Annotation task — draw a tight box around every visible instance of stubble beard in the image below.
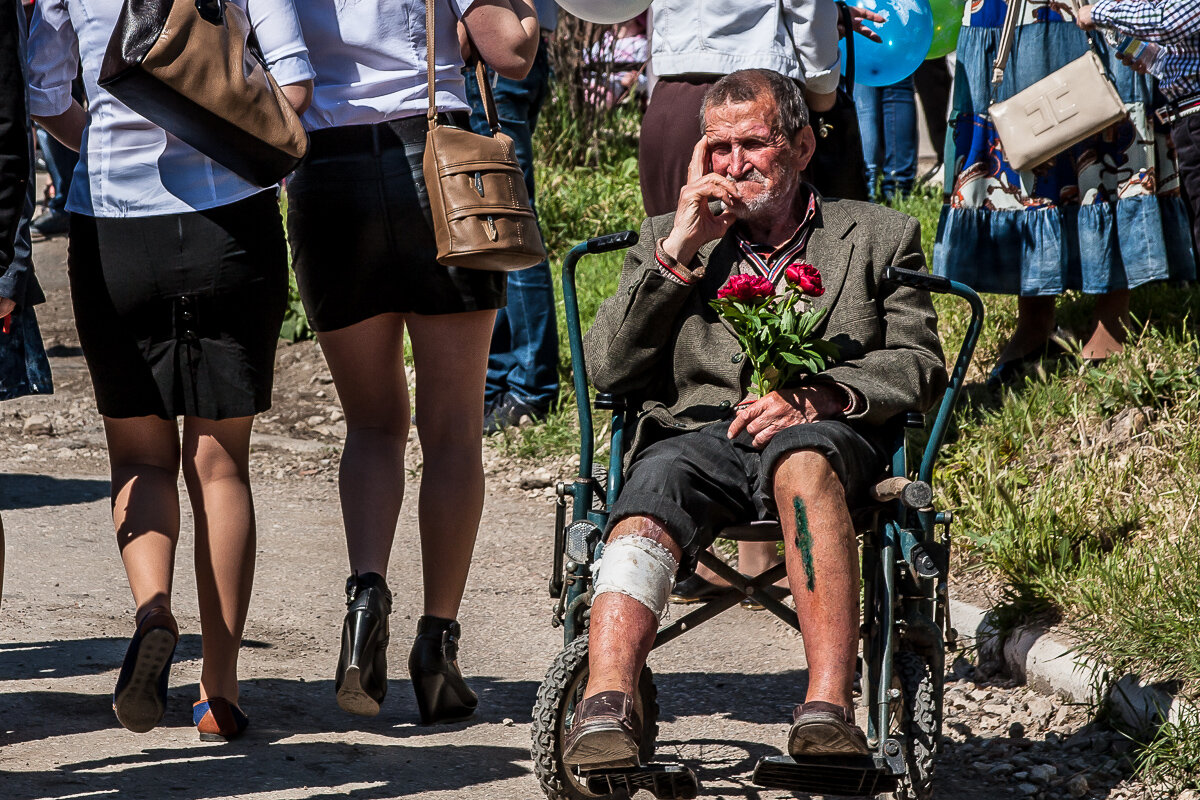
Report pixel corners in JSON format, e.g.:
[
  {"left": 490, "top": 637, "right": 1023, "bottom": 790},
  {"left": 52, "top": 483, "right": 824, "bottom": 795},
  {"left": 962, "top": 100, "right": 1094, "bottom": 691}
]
[{"left": 732, "top": 166, "right": 799, "bottom": 226}]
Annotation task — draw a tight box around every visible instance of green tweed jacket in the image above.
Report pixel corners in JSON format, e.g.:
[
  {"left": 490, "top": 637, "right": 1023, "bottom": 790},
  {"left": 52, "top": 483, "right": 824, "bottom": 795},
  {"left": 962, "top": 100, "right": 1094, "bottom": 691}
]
[{"left": 583, "top": 195, "right": 949, "bottom": 462}]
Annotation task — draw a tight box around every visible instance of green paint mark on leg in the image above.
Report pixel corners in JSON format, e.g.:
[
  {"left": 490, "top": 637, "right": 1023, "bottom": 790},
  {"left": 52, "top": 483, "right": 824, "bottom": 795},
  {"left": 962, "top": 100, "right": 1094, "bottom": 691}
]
[{"left": 793, "top": 497, "right": 816, "bottom": 592}]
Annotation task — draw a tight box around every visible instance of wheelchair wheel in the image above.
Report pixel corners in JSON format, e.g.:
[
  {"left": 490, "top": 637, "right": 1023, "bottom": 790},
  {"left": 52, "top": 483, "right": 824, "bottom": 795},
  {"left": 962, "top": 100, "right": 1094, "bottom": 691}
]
[
  {"left": 531, "top": 635, "right": 659, "bottom": 800},
  {"left": 892, "top": 650, "right": 937, "bottom": 800}
]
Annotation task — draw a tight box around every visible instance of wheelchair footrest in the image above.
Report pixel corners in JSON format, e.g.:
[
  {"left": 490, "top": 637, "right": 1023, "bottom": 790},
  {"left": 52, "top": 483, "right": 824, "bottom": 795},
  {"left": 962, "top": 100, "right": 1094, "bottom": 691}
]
[
  {"left": 752, "top": 754, "right": 899, "bottom": 796},
  {"left": 584, "top": 764, "right": 700, "bottom": 799}
]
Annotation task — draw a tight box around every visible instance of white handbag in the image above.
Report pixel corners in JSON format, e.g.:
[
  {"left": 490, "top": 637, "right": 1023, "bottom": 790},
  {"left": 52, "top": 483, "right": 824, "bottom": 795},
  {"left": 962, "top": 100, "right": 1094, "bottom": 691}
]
[{"left": 988, "top": 0, "right": 1128, "bottom": 172}]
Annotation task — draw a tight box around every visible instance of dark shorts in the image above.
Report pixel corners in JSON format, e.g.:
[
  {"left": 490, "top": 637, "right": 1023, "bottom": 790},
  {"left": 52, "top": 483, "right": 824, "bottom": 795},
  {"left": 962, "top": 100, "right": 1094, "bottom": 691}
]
[
  {"left": 608, "top": 419, "right": 886, "bottom": 573},
  {"left": 68, "top": 190, "right": 287, "bottom": 420},
  {"left": 287, "top": 113, "right": 506, "bottom": 331}
]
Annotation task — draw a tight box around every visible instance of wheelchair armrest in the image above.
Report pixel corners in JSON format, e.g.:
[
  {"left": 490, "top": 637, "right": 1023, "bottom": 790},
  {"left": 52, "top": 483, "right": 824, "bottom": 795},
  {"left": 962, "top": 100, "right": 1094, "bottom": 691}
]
[
  {"left": 903, "top": 412, "right": 925, "bottom": 429},
  {"left": 595, "top": 393, "right": 626, "bottom": 411}
]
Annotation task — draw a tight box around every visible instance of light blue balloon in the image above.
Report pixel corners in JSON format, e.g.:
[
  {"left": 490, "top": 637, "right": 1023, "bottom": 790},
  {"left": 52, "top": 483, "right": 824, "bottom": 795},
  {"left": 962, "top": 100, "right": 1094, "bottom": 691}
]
[{"left": 840, "top": 0, "right": 936, "bottom": 87}]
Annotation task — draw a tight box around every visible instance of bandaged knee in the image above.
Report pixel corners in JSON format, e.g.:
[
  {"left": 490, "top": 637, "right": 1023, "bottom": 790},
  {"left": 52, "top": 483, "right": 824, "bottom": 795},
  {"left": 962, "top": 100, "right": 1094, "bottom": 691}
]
[{"left": 592, "top": 534, "right": 679, "bottom": 619}]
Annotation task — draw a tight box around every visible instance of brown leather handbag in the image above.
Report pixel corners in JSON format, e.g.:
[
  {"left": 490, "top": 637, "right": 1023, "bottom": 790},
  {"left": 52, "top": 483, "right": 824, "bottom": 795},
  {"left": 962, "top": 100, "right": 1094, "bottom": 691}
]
[
  {"left": 422, "top": 0, "right": 546, "bottom": 271},
  {"left": 98, "top": 0, "right": 307, "bottom": 187}
]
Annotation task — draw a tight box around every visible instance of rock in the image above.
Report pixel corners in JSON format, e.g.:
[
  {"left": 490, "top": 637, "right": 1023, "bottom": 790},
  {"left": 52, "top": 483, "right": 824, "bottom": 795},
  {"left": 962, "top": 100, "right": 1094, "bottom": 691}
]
[
  {"left": 1045, "top": 731, "right": 1063, "bottom": 746},
  {"left": 1017, "top": 783, "right": 1039, "bottom": 796},
  {"left": 310, "top": 373, "right": 334, "bottom": 385},
  {"left": 987, "top": 763, "right": 1015, "bottom": 777},
  {"left": 983, "top": 702, "right": 1011, "bottom": 716},
  {"left": 22, "top": 413, "right": 54, "bottom": 436},
  {"left": 1025, "top": 696, "right": 1055, "bottom": 725},
  {"left": 1028, "top": 763, "right": 1056, "bottom": 783},
  {"left": 1178, "top": 790, "right": 1200, "bottom": 800},
  {"left": 502, "top": 718, "right": 514, "bottom": 727},
  {"left": 1066, "top": 775, "right": 1089, "bottom": 798},
  {"left": 306, "top": 415, "right": 326, "bottom": 427},
  {"left": 1009, "top": 722, "right": 1026, "bottom": 738},
  {"left": 969, "top": 688, "right": 994, "bottom": 703},
  {"left": 519, "top": 476, "right": 554, "bottom": 490}
]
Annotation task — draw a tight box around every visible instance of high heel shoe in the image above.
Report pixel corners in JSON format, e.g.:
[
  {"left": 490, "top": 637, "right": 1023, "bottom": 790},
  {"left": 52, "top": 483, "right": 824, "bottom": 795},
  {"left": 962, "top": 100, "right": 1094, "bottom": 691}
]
[
  {"left": 335, "top": 572, "right": 392, "bottom": 717},
  {"left": 408, "top": 616, "right": 478, "bottom": 725}
]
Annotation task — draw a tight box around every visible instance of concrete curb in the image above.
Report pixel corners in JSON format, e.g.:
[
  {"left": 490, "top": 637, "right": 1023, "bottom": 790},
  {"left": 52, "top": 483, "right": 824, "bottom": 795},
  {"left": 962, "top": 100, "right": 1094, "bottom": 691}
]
[{"left": 951, "top": 594, "right": 1189, "bottom": 731}]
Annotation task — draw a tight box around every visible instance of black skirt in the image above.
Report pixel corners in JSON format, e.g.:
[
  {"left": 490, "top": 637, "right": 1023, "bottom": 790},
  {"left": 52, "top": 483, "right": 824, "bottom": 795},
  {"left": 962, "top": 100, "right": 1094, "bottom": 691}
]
[
  {"left": 67, "top": 190, "right": 288, "bottom": 420},
  {"left": 286, "top": 113, "right": 506, "bottom": 332}
]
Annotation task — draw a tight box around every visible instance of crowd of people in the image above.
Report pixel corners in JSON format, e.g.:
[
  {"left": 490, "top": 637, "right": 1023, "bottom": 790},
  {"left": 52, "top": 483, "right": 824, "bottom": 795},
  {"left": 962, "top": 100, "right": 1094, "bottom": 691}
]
[{"left": 0, "top": 0, "right": 1197, "bottom": 770}]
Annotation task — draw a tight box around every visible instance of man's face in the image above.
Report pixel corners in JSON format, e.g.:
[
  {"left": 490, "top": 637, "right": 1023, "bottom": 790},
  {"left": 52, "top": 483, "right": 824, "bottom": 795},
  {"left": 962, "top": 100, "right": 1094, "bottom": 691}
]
[{"left": 704, "top": 98, "right": 811, "bottom": 221}]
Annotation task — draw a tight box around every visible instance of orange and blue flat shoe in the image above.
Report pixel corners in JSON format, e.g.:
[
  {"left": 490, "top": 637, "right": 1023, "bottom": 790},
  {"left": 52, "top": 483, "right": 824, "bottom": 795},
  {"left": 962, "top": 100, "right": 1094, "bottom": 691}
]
[
  {"left": 113, "top": 607, "right": 179, "bottom": 733},
  {"left": 193, "top": 697, "right": 249, "bottom": 742}
]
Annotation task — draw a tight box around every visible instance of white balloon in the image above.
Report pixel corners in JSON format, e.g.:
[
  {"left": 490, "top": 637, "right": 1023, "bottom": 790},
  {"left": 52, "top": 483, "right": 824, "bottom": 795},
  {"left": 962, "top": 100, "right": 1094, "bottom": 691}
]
[{"left": 554, "top": 0, "right": 652, "bottom": 25}]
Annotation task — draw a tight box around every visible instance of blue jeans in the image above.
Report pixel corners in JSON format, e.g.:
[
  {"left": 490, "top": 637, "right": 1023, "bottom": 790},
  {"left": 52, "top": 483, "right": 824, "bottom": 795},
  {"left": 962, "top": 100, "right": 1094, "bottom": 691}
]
[
  {"left": 854, "top": 79, "right": 918, "bottom": 201},
  {"left": 35, "top": 126, "right": 77, "bottom": 214},
  {"left": 465, "top": 39, "right": 558, "bottom": 411}
]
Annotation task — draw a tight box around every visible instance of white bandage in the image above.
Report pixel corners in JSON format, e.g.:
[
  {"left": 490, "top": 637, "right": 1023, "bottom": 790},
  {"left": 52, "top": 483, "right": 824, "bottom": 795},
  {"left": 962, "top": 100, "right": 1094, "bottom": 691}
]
[{"left": 592, "top": 535, "right": 679, "bottom": 620}]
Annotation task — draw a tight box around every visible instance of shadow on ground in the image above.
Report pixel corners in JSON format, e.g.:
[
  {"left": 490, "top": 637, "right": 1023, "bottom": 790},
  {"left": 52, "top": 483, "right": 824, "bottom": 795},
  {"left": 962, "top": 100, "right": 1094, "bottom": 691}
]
[{"left": 0, "top": 473, "right": 109, "bottom": 510}]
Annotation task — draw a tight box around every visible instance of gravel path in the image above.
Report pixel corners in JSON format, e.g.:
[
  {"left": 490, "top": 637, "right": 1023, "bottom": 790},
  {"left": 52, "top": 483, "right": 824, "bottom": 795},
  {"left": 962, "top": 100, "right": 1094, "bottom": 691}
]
[{"left": 0, "top": 237, "right": 1173, "bottom": 800}]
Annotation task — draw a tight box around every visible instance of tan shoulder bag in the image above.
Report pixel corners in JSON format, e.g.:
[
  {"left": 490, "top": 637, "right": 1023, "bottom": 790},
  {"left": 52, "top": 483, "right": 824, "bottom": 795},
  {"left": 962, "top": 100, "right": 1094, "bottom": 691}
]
[
  {"left": 422, "top": 0, "right": 546, "bottom": 271},
  {"left": 989, "top": 0, "right": 1127, "bottom": 173}
]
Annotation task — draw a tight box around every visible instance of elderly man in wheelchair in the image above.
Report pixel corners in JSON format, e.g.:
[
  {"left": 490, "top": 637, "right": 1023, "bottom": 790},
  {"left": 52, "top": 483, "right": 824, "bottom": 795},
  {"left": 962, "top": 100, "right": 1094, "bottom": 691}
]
[{"left": 561, "top": 68, "right": 950, "bottom": 779}]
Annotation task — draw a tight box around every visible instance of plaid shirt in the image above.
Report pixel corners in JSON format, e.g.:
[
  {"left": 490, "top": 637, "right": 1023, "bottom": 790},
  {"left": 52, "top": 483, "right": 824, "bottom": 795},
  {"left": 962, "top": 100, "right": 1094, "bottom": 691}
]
[{"left": 1091, "top": 0, "right": 1200, "bottom": 100}]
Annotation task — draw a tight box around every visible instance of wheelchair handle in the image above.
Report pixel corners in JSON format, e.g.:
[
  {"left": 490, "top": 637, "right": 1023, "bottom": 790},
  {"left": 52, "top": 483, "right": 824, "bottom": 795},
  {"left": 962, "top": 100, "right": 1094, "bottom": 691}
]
[
  {"left": 883, "top": 266, "right": 953, "bottom": 294},
  {"left": 586, "top": 230, "right": 638, "bottom": 254}
]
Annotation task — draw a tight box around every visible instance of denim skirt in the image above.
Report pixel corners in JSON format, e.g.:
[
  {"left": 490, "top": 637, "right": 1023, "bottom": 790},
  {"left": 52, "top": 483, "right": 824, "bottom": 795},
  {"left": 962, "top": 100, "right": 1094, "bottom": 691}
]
[{"left": 933, "top": 0, "right": 1196, "bottom": 296}]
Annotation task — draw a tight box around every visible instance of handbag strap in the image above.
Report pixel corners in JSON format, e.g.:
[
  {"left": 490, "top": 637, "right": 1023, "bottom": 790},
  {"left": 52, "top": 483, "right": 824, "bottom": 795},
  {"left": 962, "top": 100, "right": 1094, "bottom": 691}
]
[
  {"left": 991, "top": 0, "right": 1105, "bottom": 91},
  {"left": 425, "top": 0, "right": 499, "bottom": 132}
]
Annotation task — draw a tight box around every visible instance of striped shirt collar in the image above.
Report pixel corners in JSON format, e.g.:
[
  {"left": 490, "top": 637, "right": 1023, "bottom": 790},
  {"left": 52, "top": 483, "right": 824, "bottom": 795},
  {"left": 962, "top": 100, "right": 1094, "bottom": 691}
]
[{"left": 733, "top": 186, "right": 819, "bottom": 286}]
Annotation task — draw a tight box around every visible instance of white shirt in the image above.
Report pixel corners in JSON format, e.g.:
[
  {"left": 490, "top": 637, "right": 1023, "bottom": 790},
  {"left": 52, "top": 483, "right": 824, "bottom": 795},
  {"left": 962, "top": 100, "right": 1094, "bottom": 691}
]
[
  {"left": 27, "top": 0, "right": 315, "bottom": 217},
  {"left": 296, "top": 0, "right": 478, "bottom": 130},
  {"left": 650, "top": 0, "right": 842, "bottom": 95}
]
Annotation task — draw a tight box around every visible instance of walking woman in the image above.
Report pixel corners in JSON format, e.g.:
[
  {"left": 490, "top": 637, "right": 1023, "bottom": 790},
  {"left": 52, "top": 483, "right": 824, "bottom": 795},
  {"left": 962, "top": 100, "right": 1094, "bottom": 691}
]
[
  {"left": 287, "top": 0, "right": 537, "bottom": 723},
  {"left": 934, "top": 0, "right": 1195, "bottom": 388},
  {"left": 27, "top": 0, "right": 314, "bottom": 739}
]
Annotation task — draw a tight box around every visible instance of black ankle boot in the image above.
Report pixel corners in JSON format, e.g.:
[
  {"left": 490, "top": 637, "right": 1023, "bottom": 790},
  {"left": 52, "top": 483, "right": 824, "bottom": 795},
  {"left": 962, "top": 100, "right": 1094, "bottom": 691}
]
[
  {"left": 335, "top": 572, "right": 392, "bottom": 717},
  {"left": 408, "top": 615, "right": 478, "bottom": 725}
]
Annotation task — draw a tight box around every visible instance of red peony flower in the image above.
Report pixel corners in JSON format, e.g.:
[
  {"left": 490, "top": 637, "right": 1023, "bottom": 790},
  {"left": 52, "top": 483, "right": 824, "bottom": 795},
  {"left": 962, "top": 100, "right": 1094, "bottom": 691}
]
[
  {"left": 785, "top": 262, "right": 825, "bottom": 297},
  {"left": 717, "top": 273, "right": 775, "bottom": 302}
]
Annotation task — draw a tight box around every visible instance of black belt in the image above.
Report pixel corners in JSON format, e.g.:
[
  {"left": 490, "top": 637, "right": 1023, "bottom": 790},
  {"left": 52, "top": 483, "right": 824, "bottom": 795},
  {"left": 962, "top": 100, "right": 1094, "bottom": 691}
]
[
  {"left": 309, "top": 111, "right": 470, "bottom": 151},
  {"left": 1157, "top": 92, "right": 1200, "bottom": 124}
]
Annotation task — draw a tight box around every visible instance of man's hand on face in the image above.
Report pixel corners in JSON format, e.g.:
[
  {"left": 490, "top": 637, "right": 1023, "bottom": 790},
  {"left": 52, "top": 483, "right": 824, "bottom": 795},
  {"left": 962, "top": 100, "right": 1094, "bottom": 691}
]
[
  {"left": 727, "top": 384, "right": 846, "bottom": 449},
  {"left": 660, "top": 138, "right": 740, "bottom": 265}
]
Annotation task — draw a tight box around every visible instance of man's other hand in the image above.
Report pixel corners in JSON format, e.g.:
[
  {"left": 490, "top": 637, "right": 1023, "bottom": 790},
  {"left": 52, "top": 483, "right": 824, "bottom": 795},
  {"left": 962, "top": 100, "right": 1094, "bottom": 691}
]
[
  {"left": 728, "top": 384, "right": 846, "bottom": 449},
  {"left": 661, "top": 138, "right": 739, "bottom": 265}
]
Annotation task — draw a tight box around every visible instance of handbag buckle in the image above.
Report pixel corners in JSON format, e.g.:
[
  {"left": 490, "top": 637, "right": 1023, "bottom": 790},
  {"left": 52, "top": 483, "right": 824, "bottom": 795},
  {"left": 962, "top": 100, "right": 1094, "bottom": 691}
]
[
  {"left": 474, "top": 171, "right": 485, "bottom": 197},
  {"left": 195, "top": 0, "right": 224, "bottom": 24},
  {"left": 485, "top": 216, "right": 498, "bottom": 242}
]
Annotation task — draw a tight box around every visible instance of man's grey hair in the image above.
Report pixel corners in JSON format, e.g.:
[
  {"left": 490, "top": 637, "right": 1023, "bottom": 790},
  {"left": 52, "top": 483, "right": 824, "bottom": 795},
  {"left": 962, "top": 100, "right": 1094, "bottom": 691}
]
[{"left": 699, "top": 69, "right": 811, "bottom": 141}]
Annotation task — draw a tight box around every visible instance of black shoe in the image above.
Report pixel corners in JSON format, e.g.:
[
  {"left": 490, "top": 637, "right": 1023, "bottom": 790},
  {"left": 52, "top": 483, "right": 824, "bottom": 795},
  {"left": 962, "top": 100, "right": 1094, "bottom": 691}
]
[
  {"left": 408, "top": 615, "right": 478, "bottom": 725},
  {"left": 335, "top": 572, "right": 392, "bottom": 717},
  {"left": 483, "top": 394, "right": 547, "bottom": 435},
  {"left": 30, "top": 209, "right": 69, "bottom": 238},
  {"left": 985, "top": 330, "right": 1073, "bottom": 392},
  {"left": 669, "top": 573, "right": 727, "bottom": 605}
]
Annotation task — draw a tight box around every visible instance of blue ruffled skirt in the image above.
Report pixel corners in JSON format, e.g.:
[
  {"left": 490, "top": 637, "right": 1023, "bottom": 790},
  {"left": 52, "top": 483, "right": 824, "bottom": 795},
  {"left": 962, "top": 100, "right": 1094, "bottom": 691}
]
[{"left": 933, "top": 12, "right": 1195, "bottom": 296}]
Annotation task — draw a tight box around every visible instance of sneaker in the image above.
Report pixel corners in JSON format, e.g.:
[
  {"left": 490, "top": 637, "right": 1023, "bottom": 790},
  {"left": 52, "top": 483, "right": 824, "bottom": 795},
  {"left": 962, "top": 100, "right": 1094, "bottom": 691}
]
[
  {"left": 483, "top": 394, "right": 547, "bottom": 435},
  {"left": 30, "top": 209, "right": 70, "bottom": 238}
]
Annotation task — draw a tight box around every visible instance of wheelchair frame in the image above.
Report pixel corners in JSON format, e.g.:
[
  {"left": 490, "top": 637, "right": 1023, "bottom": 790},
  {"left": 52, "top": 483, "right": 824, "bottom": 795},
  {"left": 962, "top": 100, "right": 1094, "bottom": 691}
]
[{"left": 537, "top": 231, "right": 984, "bottom": 800}]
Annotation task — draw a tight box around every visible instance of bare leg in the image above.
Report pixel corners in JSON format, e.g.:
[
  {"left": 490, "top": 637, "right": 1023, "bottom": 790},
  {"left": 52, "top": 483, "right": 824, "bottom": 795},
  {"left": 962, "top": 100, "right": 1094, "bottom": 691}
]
[
  {"left": 181, "top": 416, "right": 256, "bottom": 703},
  {"left": 1081, "top": 289, "right": 1130, "bottom": 360},
  {"left": 1, "top": 511, "right": 5, "bottom": 610},
  {"left": 583, "top": 517, "right": 683, "bottom": 699},
  {"left": 774, "top": 450, "right": 859, "bottom": 710},
  {"left": 317, "top": 313, "right": 411, "bottom": 577},
  {"left": 737, "top": 540, "right": 787, "bottom": 588},
  {"left": 995, "top": 295, "right": 1057, "bottom": 365},
  {"left": 405, "top": 310, "right": 496, "bottom": 620},
  {"left": 104, "top": 416, "right": 182, "bottom": 622}
]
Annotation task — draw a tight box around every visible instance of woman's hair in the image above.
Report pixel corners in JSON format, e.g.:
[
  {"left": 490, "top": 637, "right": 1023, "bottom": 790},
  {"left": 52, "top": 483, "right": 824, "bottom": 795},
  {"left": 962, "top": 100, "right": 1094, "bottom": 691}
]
[{"left": 700, "top": 69, "right": 811, "bottom": 141}]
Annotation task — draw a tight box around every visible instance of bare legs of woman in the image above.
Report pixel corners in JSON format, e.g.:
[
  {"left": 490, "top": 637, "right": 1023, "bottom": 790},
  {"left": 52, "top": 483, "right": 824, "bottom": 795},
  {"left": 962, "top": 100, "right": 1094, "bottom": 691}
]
[
  {"left": 106, "top": 414, "right": 257, "bottom": 736},
  {"left": 317, "top": 310, "right": 495, "bottom": 723},
  {"left": 992, "top": 290, "right": 1130, "bottom": 388}
]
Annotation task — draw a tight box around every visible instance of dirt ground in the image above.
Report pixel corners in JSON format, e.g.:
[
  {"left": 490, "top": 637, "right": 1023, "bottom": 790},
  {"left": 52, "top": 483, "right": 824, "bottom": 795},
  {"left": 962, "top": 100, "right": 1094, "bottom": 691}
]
[{"left": 0, "top": 235, "right": 1170, "bottom": 800}]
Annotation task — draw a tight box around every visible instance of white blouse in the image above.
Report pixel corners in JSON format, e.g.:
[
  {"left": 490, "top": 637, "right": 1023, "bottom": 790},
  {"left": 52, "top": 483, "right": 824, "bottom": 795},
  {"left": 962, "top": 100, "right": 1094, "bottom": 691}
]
[
  {"left": 295, "top": 0, "right": 478, "bottom": 131},
  {"left": 27, "top": 0, "right": 316, "bottom": 218}
]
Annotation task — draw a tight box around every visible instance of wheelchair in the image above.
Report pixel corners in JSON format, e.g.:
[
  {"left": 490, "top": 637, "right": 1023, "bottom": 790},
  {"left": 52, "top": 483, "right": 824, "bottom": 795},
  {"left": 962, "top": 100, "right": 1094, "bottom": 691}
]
[{"left": 530, "top": 231, "right": 984, "bottom": 800}]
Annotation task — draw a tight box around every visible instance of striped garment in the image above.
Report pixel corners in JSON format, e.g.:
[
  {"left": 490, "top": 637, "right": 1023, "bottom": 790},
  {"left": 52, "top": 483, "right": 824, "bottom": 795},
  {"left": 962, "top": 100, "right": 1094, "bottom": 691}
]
[{"left": 1091, "top": 0, "right": 1200, "bottom": 100}]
